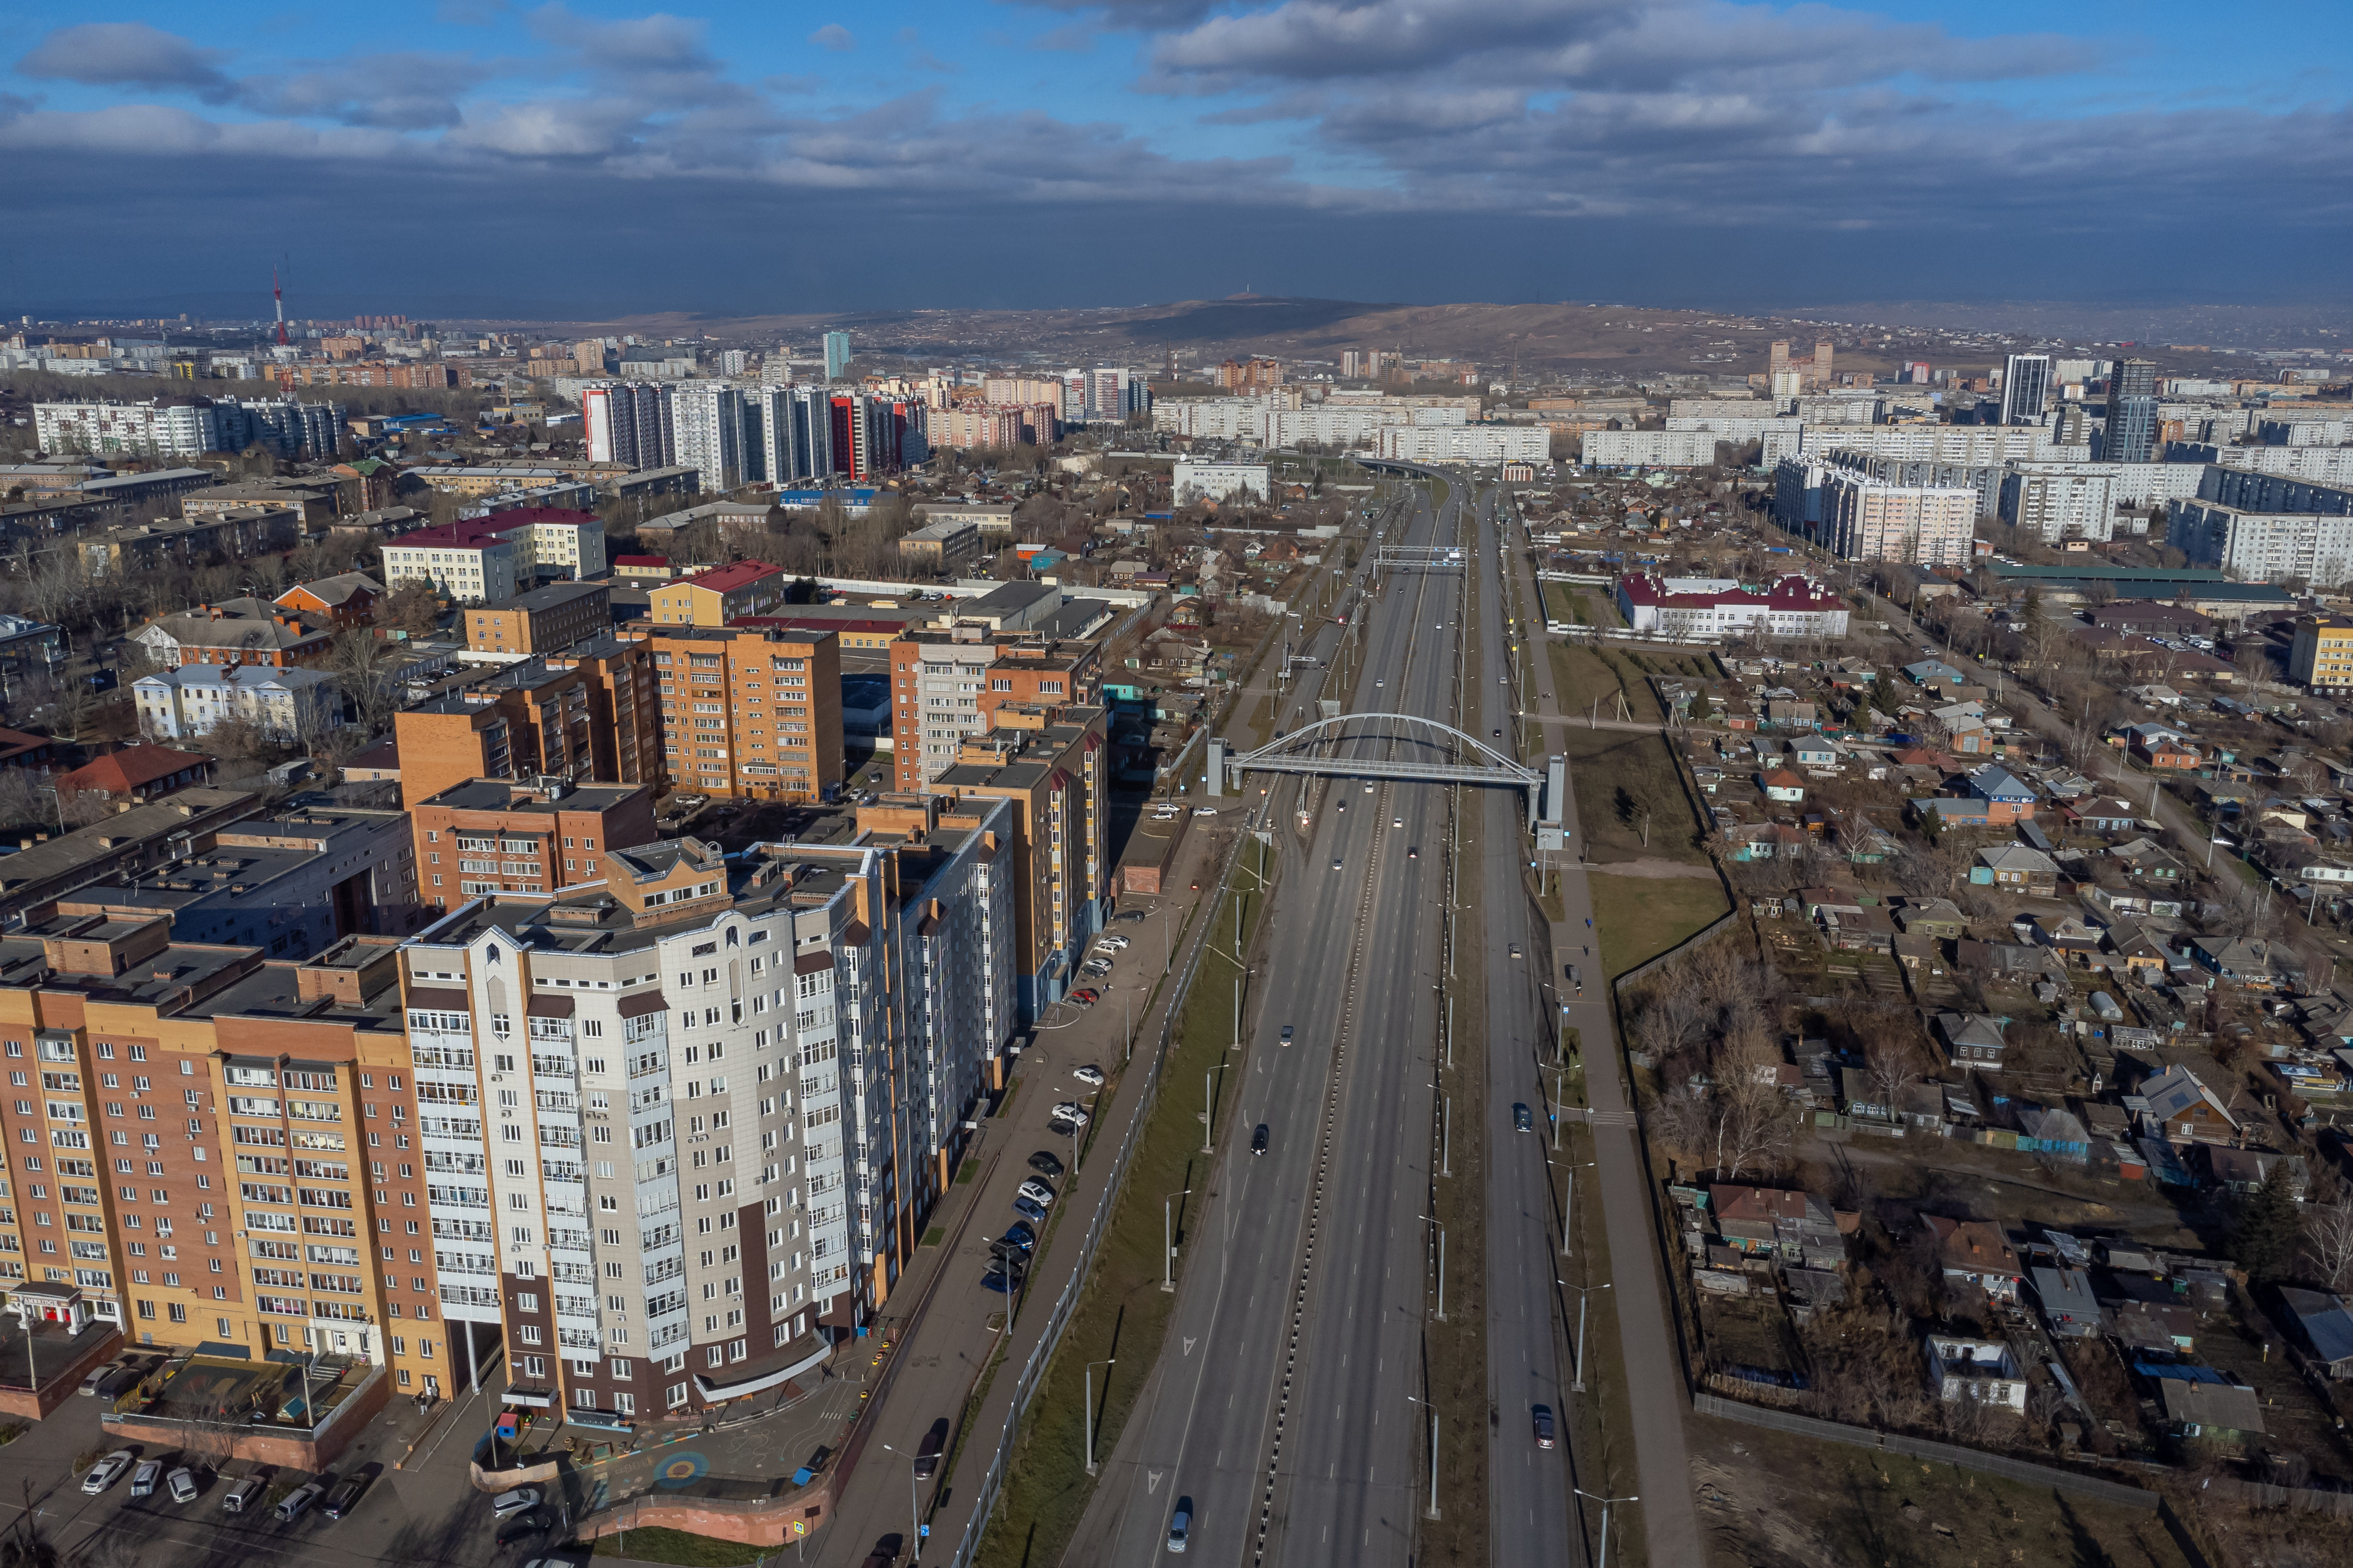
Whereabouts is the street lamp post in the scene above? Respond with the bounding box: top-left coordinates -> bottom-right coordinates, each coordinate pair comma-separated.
1083,1359 -> 1116,1476
1549,1065 -> 1573,1151
1563,1280 -> 1611,1392
879,1443 -> 925,1563
1404,1395 -> 1440,1519
1553,1160 -> 1594,1259
1201,1063 -> 1227,1154
1574,1490 -> 1640,1568
1162,1188 -> 1189,1292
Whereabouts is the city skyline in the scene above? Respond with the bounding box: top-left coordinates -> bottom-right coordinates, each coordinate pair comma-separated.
2,0 -> 2349,316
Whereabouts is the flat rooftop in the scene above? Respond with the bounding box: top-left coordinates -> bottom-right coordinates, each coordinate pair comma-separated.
421,780 -> 646,814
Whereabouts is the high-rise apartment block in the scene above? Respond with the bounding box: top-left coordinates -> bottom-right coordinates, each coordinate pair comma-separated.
888,630 -> 1103,793
2001,470 -> 2117,543
410,778 -> 659,904
2103,358 -> 2159,464
755,387 -> 835,486
1816,469 -> 1976,565
1999,354 -> 2051,427
668,383 -> 748,495
581,384 -> 674,471
823,332 -> 852,381
644,626 -> 845,803
393,637 -> 665,809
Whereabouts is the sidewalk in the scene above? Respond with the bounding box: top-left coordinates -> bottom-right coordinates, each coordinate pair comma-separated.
815,820 -> 1231,1565
1506,511 -> 1705,1567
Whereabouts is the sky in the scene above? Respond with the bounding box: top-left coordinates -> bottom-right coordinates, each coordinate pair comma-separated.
2,0 -> 2350,320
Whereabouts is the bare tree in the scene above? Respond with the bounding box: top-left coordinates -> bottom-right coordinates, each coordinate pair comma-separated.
2304,1193 -> 2353,1292
1862,1029 -> 1927,1121
319,629 -> 404,735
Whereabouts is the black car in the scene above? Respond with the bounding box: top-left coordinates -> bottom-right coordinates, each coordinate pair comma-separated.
1251,1123 -> 1269,1156
991,1222 -> 1036,1261
321,1472 -> 372,1520
495,1509 -> 552,1546
1028,1150 -> 1064,1179
982,1258 -> 1027,1294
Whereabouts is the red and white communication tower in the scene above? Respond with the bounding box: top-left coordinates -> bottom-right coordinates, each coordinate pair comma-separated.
273,267 -> 289,345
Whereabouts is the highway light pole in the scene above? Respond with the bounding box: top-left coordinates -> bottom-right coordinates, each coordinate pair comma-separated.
1162,1189 -> 1189,1292
1563,1280 -> 1611,1392
1202,1063 -> 1227,1154
1553,1158 -> 1594,1258
1083,1359 -> 1116,1476
1420,1213 -> 1446,1322
879,1443 -> 924,1563
1404,1394 -> 1440,1519
1574,1490 -> 1639,1568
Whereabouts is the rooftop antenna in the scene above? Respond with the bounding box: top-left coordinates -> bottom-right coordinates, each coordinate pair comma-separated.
273,266 -> 289,346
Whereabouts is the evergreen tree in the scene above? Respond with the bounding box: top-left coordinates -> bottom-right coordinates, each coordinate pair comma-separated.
2231,1161 -> 2303,1282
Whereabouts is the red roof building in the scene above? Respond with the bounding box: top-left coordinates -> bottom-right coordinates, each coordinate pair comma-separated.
57,745 -> 215,804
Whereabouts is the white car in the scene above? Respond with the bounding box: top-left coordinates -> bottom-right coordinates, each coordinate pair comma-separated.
1053,1102 -> 1092,1128
81,1451 -> 135,1495
492,1487 -> 543,1518
1192,806 -> 1217,817
1072,1065 -> 1107,1087
1017,1178 -> 1057,1207
1094,934 -> 1130,951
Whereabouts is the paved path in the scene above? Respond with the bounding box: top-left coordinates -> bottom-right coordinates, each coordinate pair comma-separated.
1501,496 -> 1707,1567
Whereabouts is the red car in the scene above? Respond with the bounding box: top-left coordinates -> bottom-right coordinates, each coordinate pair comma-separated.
1070,988 -> 1102,1005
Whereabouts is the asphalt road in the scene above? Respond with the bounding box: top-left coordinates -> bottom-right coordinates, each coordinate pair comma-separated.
1470,482 -> 1583,1565
1068,479 -> 1457,1566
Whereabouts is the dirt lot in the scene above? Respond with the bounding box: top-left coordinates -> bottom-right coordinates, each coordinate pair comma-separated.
1688,1413 -> 2194,1568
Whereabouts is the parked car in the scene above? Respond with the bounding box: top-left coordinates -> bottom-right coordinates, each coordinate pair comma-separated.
166,1468 -> 200,1505
276,1482 -> 324,1522
992,1222 -> 1036,1259
1071,1065 -> 1106,1088
1116,910 -> 1148,924
914,1418 -> 950,1479
491,1487 -> 543,1518
130,1459 -> 162,1498
1532,1405 -> 1556,1449
1027,1150 -> 1064,1178
1069,988 -> 1102,1006
79,1360 -> 125,1397
1012,1194 -> 1048,1225
496,1509 -> 552,1546
1095,934 -> 1130,951
1052,1102 -> 1091,1128
322,1472 -> 372,1519
982,1258 -> 1027,1293
221,1476 -> 265,1514
1192,807 -> 1217,818
80,1451 -> 135,1495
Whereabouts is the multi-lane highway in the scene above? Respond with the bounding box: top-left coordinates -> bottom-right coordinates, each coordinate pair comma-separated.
1064,477 -> 1451,1564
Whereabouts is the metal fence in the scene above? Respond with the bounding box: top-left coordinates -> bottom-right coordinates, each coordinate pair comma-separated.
1692,1393 -> 2159,1510
945,820 -> 1254,1568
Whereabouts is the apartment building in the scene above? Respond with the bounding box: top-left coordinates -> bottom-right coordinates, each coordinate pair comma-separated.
648,562 -> 790,627
392,636 -> 664,807
1375,424 -> 1551,464
2290,617 -> 2353,693
83,508 -> 305,579
888,630 -> 1103,793
643,626 -> 844,803
1818,470 -> 1976,565
467,582 -> 613,656
133,663 -> 344,745
411,780 -> 658,909
2000,469 -> 2117,543
394,808 -> 1012,1419
928,704 -> 1109,1016
274,572 -> 384,628
0,922 -> 449,1399
896,521 -> 984,577
2171,500 -> 2353,588
133,598 -> 335,669
381,510 -> 607,605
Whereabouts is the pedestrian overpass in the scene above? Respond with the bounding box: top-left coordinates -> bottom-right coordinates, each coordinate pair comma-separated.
1207,713 -> 1561,827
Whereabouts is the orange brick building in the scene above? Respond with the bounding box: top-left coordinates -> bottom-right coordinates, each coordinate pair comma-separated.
391,634 -> 662,807
642,625 -> 844,801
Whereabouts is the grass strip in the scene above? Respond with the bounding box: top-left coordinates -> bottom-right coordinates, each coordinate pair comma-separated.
972,878 -> 1269,1567
587,1524 -> 767,1565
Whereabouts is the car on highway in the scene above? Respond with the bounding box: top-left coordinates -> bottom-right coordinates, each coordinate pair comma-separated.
1513,1103 -> 1532,1132
1407,846 -> 1418,859
1532,1404 -> 1556,1449
1011,1194 -> 1048,1225
1017,1177 -> 1056,1207
1374,679 -> 1384,688
322,1472 -> 372,1519
1492,728 -> 1503,738
275,1482 -> 324,1522
130,1459 -> 162,1498
492,1487 -> 543,1518
1508,944 -> 1521,958
1052,1102 -> 1091,1127
1279,1024 -> 1294,1046
80,1451 -> 135,1495
1167,1500 -> 1194,1553
1392,815 -> 1402,827
1363,783 -> 1374,793
1072,1065 -> 1106,1087
1332,856 -> 1344,870
1028,1150 -> 1064,1177
1336,800 -> 1345,812
1251,1124 -> 1269,1155
496,1509 -> 553,1546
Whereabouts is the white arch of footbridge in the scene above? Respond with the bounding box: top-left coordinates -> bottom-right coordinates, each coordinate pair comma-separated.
1208,712 -> 1550,825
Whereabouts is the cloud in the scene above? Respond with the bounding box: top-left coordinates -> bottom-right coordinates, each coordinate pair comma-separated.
810,24 -> 857,53
998,0 -> 1223,31
16,22 -> 241,103
1031,24 -> 1097,53
247,53 -> 494,130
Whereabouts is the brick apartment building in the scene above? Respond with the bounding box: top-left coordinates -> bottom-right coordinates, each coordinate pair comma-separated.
643,626 -> 844,801
465,582 -> 613,656
647,561 -> 790,627
409,778 -> 658,908
887,628 -> 1103,793
392,635 -> 663,807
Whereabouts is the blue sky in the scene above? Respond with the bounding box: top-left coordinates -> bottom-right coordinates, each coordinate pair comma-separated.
3,0 -> 2349,317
